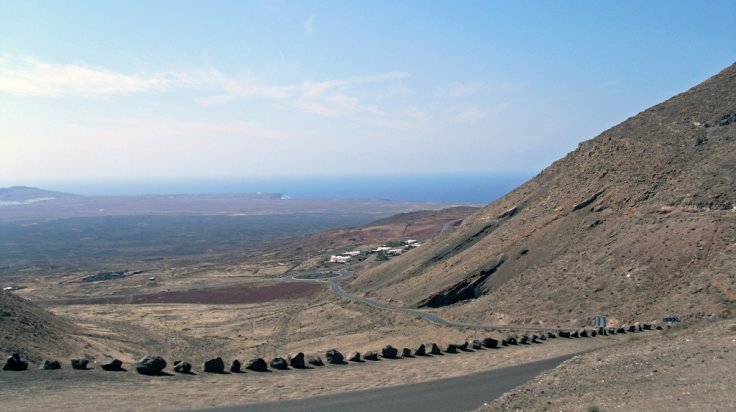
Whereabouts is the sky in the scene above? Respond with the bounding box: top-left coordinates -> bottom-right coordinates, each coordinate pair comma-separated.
1,0 -> 735,183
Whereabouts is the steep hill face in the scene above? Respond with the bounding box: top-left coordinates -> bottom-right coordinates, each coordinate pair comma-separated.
0,291 -> 84,362
350,63 -> 736,327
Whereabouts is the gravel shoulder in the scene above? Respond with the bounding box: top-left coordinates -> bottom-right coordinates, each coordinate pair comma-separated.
480,319 -> 736,411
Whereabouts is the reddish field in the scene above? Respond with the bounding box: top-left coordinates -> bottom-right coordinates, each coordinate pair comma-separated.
55,281 -> 323,305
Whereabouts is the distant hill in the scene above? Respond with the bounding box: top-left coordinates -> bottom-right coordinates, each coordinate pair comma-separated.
0,186 -> 78,203
351,62 -> 736,327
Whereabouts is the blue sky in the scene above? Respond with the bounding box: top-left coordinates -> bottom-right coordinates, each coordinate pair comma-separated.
1,0 -> 735,182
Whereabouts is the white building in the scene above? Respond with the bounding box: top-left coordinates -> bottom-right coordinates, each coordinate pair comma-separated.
329,255 -> 352,263
343,251 -> 361,257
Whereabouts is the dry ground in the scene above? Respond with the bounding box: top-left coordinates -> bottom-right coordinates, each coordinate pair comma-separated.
0,328 -> 625,411
481,319 -> 736,411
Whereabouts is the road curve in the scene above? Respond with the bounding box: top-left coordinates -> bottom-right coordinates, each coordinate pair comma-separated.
310,271 -> 567,333
200,353 -> 577,412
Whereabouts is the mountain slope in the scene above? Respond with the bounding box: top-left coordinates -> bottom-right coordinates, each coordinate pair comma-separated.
350,63 -> 736,327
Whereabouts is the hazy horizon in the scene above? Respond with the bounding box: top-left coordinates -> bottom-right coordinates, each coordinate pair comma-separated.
0,171 -> 531,203
2,1 -> 735,183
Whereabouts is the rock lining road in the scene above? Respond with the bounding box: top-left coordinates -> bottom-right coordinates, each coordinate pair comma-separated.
200,353 -> 579,412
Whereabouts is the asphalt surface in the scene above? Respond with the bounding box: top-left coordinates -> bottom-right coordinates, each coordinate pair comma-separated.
200,353 -> 577,412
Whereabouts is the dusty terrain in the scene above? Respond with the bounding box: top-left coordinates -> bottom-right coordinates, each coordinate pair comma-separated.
350,62 -> 736,328
0,321 -> 626,412
481,319 -> 736,411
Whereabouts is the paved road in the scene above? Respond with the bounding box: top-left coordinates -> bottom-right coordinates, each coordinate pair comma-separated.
201,353 -> 577,412
320,271 -> 566,333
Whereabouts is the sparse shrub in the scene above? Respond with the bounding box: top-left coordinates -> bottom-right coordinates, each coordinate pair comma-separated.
586,405 -> 601,412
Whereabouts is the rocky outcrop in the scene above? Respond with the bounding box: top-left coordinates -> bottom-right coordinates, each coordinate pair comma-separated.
136,356 -> 167,375
270,357 -> 288,370
288,352 -> 305,369
173,361 -> 192,373
100,358 -> 123,371
246,358 -> 268,372
364,351 -> 379,361
230,359 -> 241,373
3,353 -> 28,371
326,349 -> 344,364
414,344 -> 427,356
307,356 -> 324,367
381,345 -> 398,359
40,359 -> 61,370
203,357 -> 225,373
418,255 -> 507,308
71,358 -> 90,370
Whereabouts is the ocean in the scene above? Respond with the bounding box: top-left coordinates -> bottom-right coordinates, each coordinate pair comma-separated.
9,172 -> 534,204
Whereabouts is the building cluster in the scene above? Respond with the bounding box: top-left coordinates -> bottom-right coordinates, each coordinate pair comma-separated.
328,240 -> 422,264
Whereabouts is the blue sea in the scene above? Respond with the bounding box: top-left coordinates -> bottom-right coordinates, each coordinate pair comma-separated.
10,173 -> 534,204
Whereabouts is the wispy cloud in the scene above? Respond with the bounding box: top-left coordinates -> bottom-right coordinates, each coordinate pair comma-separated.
450,103 -> 509,124
0,56 -> 192,97
438,81 -> 486,98
304,13 -> 316,34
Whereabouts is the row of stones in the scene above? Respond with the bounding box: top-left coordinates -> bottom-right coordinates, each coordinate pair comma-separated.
3,324 -> 659,373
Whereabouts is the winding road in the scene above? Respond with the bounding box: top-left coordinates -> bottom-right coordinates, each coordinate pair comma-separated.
284,270 -> 567,333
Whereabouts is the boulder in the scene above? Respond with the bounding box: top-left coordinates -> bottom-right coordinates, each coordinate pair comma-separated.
246,358 -> 268,372
426,343 -> 442,355
590,330 -> 597,337
470,339 -> 483,350
546,332 -> 557,339
506,336 -> 518,345
457,341 -> 469,351
637,324 -> 643,332
482,337 -> 498,348
230,359 -> 241,373
413,344 -> 427,356
531,335 -> 542,343
288,352 -> 306,369
643,323 -> 652,330
598,327 -> 606,336
501,339 -> 509,346
519,335 -> 530,344
40,359 -> 61,370
627,325 -> 637,333
136,356 -> 167,375
3,353 -> 28,371
570,331 -> 579,338
607,328 -> 617,335
538,334 -> 547,341
558,331 -> 571,338
270,357 -> 288,370
402,348 -> 412,357
347,352 -> 362,362
173,361 -> 192,373
100,358 -> 123,371
326,349 -> 344,364
616,327 -> 626,334
71,358 -> 90,370
381,345 -> 399,359
203,357 -> 225,373
307,356 -> 324,367
444,343 -> 458,354
655,325 -> 663,331
579,329 -> 589,338
364,351 -> 379,361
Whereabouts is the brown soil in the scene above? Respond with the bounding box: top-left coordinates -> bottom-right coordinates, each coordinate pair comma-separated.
480,319 -> 736,411
51,281 -> 322,305
350,62 -> 736,327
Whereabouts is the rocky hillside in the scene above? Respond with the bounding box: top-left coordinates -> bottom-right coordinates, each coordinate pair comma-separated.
350,63 -> 736,327
0,291 -> 84,362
